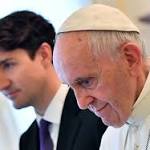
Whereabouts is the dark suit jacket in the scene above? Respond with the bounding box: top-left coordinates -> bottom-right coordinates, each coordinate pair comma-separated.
19,89 -> 107,150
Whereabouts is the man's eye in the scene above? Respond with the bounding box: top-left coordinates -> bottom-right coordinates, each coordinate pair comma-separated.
77,77 -> 98,89
2,62 -> 15,70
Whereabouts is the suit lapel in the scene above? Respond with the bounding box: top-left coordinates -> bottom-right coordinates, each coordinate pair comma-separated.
33,121 -> 40,150
20,120 -> 40,150
56,89 -> 81,150
30,121 -> 40,150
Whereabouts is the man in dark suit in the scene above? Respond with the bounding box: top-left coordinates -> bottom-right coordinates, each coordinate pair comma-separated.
0,10 -> 107,150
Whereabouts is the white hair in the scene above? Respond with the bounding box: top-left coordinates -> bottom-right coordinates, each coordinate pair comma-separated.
87,31 -> 146,60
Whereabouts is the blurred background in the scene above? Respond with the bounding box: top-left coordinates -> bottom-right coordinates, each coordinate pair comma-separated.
0,0 -> 149,149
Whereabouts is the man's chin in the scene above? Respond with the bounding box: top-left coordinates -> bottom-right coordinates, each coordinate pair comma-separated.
102,117 -> 125,128
12,102 -> 25,109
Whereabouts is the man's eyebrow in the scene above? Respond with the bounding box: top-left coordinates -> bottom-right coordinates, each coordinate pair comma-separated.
72,77 -> 89,85
75,76 -> 96,81
68,77 -> 81,86
0,58 -> 13,66
74,77 -> 86,83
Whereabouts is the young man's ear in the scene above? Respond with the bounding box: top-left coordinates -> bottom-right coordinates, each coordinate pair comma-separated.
121,42 -> 142,74
37,42 -> 52,67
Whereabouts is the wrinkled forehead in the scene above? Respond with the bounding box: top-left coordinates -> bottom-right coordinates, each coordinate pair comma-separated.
53,32 -> 97,83
53,32 -> 94,63
54,31 -> 88,51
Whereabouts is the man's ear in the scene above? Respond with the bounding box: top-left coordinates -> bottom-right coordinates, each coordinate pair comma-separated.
37,42 -> 52,67
121,42 -> 142,73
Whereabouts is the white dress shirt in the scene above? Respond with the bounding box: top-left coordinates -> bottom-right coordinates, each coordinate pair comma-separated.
36,84 -> 69,150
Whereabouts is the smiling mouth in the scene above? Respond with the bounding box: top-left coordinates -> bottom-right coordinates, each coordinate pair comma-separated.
89,103 -> 108,114
96,103 -> 108,114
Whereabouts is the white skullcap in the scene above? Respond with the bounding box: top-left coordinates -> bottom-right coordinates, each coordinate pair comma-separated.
58,4 -> 140,34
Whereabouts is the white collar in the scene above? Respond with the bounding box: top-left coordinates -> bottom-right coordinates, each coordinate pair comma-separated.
127,73 -> 150,126
36,84 -> 69,125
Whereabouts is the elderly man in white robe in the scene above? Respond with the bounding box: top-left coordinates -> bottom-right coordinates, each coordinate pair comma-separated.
53,4 -> 150,150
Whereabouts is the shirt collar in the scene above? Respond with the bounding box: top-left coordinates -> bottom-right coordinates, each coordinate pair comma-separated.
36,84 -> 69,125
127,72 -> 150,126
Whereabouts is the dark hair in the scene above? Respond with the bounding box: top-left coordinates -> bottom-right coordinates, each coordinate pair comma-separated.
0,10 -> 55,59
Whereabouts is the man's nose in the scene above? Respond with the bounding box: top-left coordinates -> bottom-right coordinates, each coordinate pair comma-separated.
0,74 -> 10,91
74,89 -> 93,110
